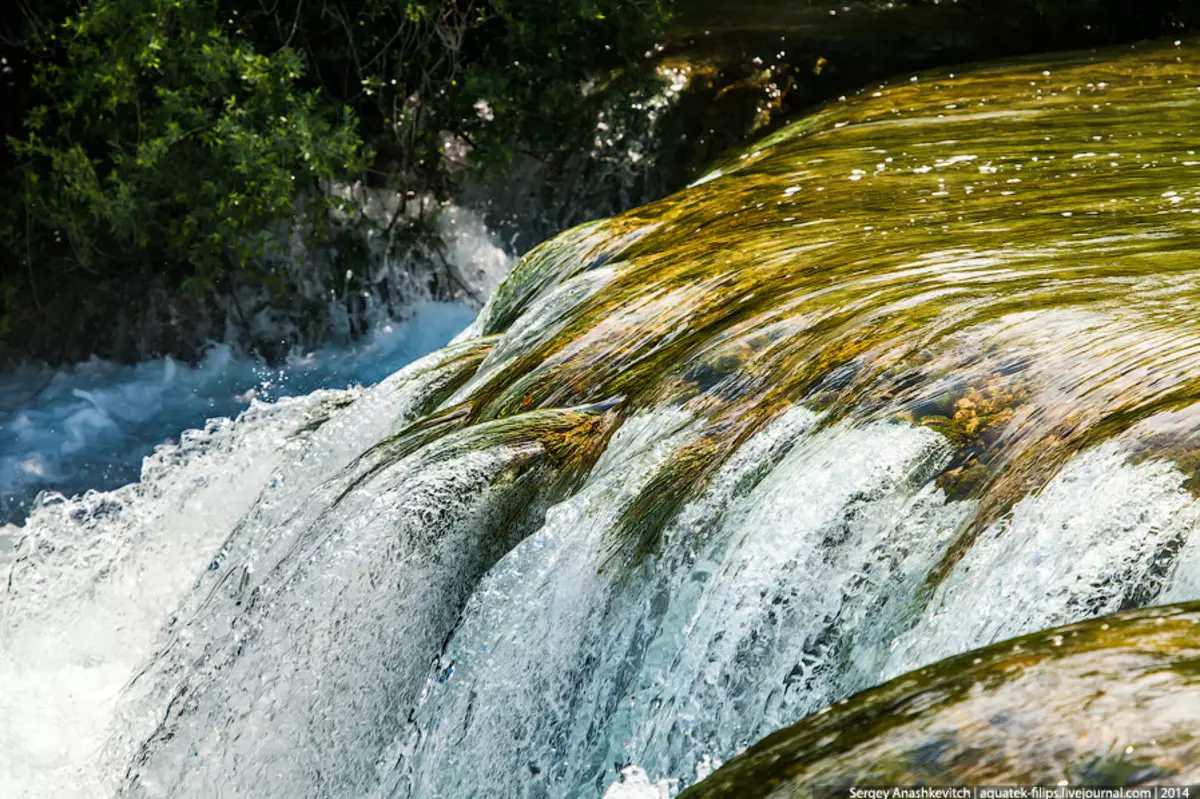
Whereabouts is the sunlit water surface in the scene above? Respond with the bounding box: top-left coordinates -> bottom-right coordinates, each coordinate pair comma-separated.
0,302 -> 476,524
6,36 -> 1200,799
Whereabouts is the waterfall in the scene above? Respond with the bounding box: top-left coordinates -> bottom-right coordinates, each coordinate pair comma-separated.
676,604 -> 1200,796
6,35 -> 1200,798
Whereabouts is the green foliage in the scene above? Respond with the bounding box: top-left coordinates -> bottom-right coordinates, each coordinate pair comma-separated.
454,0 -> 671,171
218,0 -> 670,181
0,0 -> 668,363
6,0 -> 366,296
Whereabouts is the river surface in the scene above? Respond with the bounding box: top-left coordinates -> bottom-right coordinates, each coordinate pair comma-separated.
0,303 -> 476,525
4,36 -> 1200,799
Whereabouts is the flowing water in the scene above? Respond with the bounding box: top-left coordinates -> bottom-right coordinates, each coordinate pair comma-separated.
0,302 -> 477,525
6,36 -> 1200,798
679,603 -> 1200,797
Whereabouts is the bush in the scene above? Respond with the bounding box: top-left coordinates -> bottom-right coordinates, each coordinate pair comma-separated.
0,0 -> 669,363
6,0 -> 365,286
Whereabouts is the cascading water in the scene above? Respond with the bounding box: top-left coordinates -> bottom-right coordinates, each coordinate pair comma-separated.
6,35 -> 1200,799
0,302 -> 477,525
677,604 -> 1200,796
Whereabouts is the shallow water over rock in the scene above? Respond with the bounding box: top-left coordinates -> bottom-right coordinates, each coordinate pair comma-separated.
6,36 -> 1200,798
681,604 -> 1200,797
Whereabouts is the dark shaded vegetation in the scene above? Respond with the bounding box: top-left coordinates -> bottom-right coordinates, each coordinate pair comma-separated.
0,0 -> 668,364
0,0 -> 1196,367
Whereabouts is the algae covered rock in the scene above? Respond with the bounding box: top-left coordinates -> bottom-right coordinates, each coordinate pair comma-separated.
682,604 -> 1200,797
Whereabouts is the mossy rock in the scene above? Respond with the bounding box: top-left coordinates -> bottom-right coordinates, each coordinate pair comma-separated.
682,603 -> 1200,797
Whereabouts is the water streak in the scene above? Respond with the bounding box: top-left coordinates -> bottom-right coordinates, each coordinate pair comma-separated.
8,36 -> 1200,799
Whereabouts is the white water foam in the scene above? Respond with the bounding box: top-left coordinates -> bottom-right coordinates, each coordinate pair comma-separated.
378,408 -> 704,798
8,376 -> 1200,797
600,766 -> 677,799
0,301 -> 475,523
386,411 -> 966,797
103,396 -> 620,797
886,440 -> 1200,679
0,391 -> 351,797
385,409 -> 1200,797
0,327 -> 487,799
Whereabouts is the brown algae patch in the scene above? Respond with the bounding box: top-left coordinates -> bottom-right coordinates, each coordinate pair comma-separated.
434,38 -> 1200,561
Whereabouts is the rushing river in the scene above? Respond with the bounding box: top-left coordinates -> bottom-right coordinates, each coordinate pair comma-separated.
0,302 -> 477,526
5,35 -> 1200,798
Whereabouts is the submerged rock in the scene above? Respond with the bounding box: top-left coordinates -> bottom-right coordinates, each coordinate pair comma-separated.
17,33 -> 1200,799
681,603 -> 1200,796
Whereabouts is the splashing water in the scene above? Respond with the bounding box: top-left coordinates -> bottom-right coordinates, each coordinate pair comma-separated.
0,302 -> 476,524
1,335 -> 497,797
7,36 -> 1200,799
678,604 -> 1200,796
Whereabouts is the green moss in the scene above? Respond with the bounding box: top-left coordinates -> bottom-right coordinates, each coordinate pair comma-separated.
681,604 -> 1200,797
427,38 -> 1200,572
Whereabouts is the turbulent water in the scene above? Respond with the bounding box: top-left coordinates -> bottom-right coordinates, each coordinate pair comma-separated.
6,36 -> 1200,798
0,302 -> 476,525
680,603 -> 1200,796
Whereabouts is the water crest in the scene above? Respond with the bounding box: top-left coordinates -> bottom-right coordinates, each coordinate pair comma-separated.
6,36 -> 1200,798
